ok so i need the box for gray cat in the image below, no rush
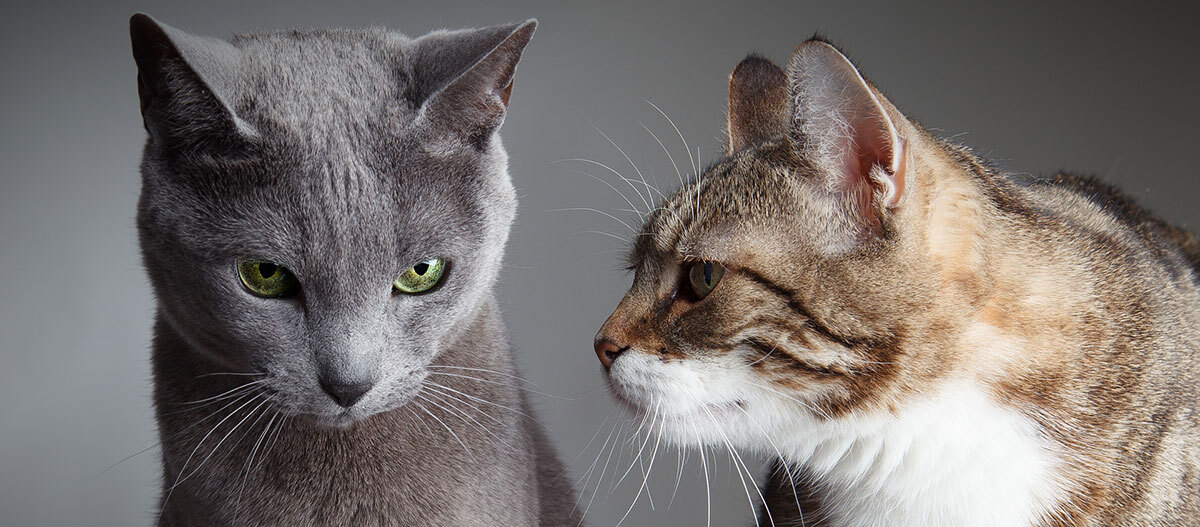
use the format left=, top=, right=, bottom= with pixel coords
left=130, top=13, right=580, bottom=526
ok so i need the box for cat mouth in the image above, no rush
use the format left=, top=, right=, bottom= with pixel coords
left=604, top=371, right=747, bottom=419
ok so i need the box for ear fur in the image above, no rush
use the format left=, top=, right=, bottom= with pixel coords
left=787, top=39, right=908, bottom=228
left=416, top=20, right=536, bottom=148
left=129, top=13, right=256, bottom=154
left=726, top=55, right=789, bottom=153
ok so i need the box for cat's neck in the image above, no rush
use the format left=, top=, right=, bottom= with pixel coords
left=761, top=382, right=1064, bottom=527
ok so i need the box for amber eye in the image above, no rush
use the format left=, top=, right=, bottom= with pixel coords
left=686, top=261, right=725, bottom=299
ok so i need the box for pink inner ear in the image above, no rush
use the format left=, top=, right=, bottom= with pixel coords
left=837, top=113, right=898, bottom=218
left=500, top=79, right=514, bottom=106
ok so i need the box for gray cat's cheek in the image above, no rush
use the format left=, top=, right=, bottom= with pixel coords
left=156, top=259, right=308, bottom=375
left=149, top=261, right=251, bottom=365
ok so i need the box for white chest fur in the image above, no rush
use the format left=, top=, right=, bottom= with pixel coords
left=750, top=383, right=1065, bottom=527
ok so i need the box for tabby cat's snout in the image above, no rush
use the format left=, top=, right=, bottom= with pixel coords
left=593, top=337, right=627, bottom=368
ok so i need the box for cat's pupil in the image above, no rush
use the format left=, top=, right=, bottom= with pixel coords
left=414, top=262, right=430, bottom=276
left=703, top=262, right=713, bottom=285
left=259, top=262, right=277, bottom=278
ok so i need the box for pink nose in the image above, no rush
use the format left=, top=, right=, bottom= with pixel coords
left=594, top=338, right=628, bottom=368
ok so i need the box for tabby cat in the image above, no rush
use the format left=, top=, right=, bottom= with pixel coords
left=131, top=13, right=579, bottom=526
left=594, top=38, right=1200, bottom=526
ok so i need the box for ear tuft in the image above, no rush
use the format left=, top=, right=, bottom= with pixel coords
left=787, top=39, right=907, bottom=229
left=726, top=55, right=789, bottom=153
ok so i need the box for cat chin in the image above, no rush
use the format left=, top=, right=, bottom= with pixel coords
left=297, top=409, right=372, bottom=429
left=300, top=398, right=412, bottom=429
left=604, top=364, right=749, bottom=446
left=606, top=384, right=744, bottom=424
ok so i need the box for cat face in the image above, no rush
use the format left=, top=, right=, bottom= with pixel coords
left=133, top=16, right=535, bottom=427
left=596, top=43, right=946, bottom=450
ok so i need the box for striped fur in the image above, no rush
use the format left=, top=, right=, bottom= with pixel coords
left=595, top=38, right=1200, bottom=526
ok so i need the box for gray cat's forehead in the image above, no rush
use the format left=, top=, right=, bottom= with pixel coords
left=226, top=29, right=416, bottom=135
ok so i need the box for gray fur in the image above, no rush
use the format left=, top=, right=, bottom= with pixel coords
left=130, top=13, right=579, bottom=525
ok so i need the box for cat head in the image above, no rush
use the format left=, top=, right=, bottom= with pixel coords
left=595, top=39, right=972, bottom=449
left=132, top=14, right=535, bottom=427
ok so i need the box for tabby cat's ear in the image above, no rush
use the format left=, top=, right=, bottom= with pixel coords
left=129, top=13, right=256, bottom=154
left=414, top=20, right=537, bottom=148
left=726, top=55, right=789, bottom=153
left=787, top=39, right=907, bottom=222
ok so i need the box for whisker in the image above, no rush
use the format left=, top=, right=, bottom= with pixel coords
left=163, top=384, right=266, bottom=420
left=614, top=401, right=663, bottom=527
left=425, top=370, right=568, bottom=400
left=638, top=121, right=685, bottom=190
left=426, top=364, right=542, bottom=388
left=558, top=157, right=652, bottom=214
left=558, top=169, right=645, bottom=221
left=696, top=147, right=703, bottom=221
left=411, top=398, right=476, bottom=462
left=638, top=452, right=657, bottom=511
left=597, top=420, right=627, bottom=499
left=172, top=396, right=271, bottom=490
left=569, top=230, right=630, bottom=244
left=561, top=409, right=615, bottom=479
left=253, top=414, right=289, bottom=472
left=747, top=341, right=780, bottom=367
left=747, top=380, right=834, bottom=421
left=232, top=410, right=278, bottom=518
left=404, top=403, right=433, bottom=438
left=735, top=404, right=805, bottom=526
left=176, top=380, right=266, bottom=406
left=421, top=389, right=516, bottom=452
left=585, top=119, right=667, bottom=204
left=646, top=100, right=697, bottom=178
left=669, top=443, right=687, bottom=508
left=614, top=404, right=657, bottom=487
left=575, top=417, right=623, bottom=525
left=194, top=371, right=267, bottom=380
left=703, top=406, right=770, bottom=527
left=547, top=207, right=636, bottom=233
left=421, top=381, right=533, bottom=420
left=637, top=206, right=685, bottom=228
left=157, top=392, right=267, bottom=525
left=421, top=383, right=504, bottom=426
left=688, top=419, right=713, bottom=527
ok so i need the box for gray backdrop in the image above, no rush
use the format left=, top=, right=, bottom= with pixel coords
left=2, top=1, right=1198, bottom=525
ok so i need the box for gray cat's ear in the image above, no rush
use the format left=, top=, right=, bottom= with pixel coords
left=413, top=20, right=537, bottom=148
left=787, top=39, right=908, bottom=223
left=129, top=13, right=255, bottom=154
left=726, top=55, right=789, bottom=154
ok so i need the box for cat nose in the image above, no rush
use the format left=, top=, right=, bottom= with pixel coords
left=594, top=337, right=629, bottom=368
left=320, top=377, right=375, bottom=408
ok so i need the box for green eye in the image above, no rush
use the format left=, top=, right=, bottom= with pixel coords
left=687, top=260, right=725, bottom=299
left=393, top=257, right=446, bottom=294
left=237, top=259, right=299, bottom=298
